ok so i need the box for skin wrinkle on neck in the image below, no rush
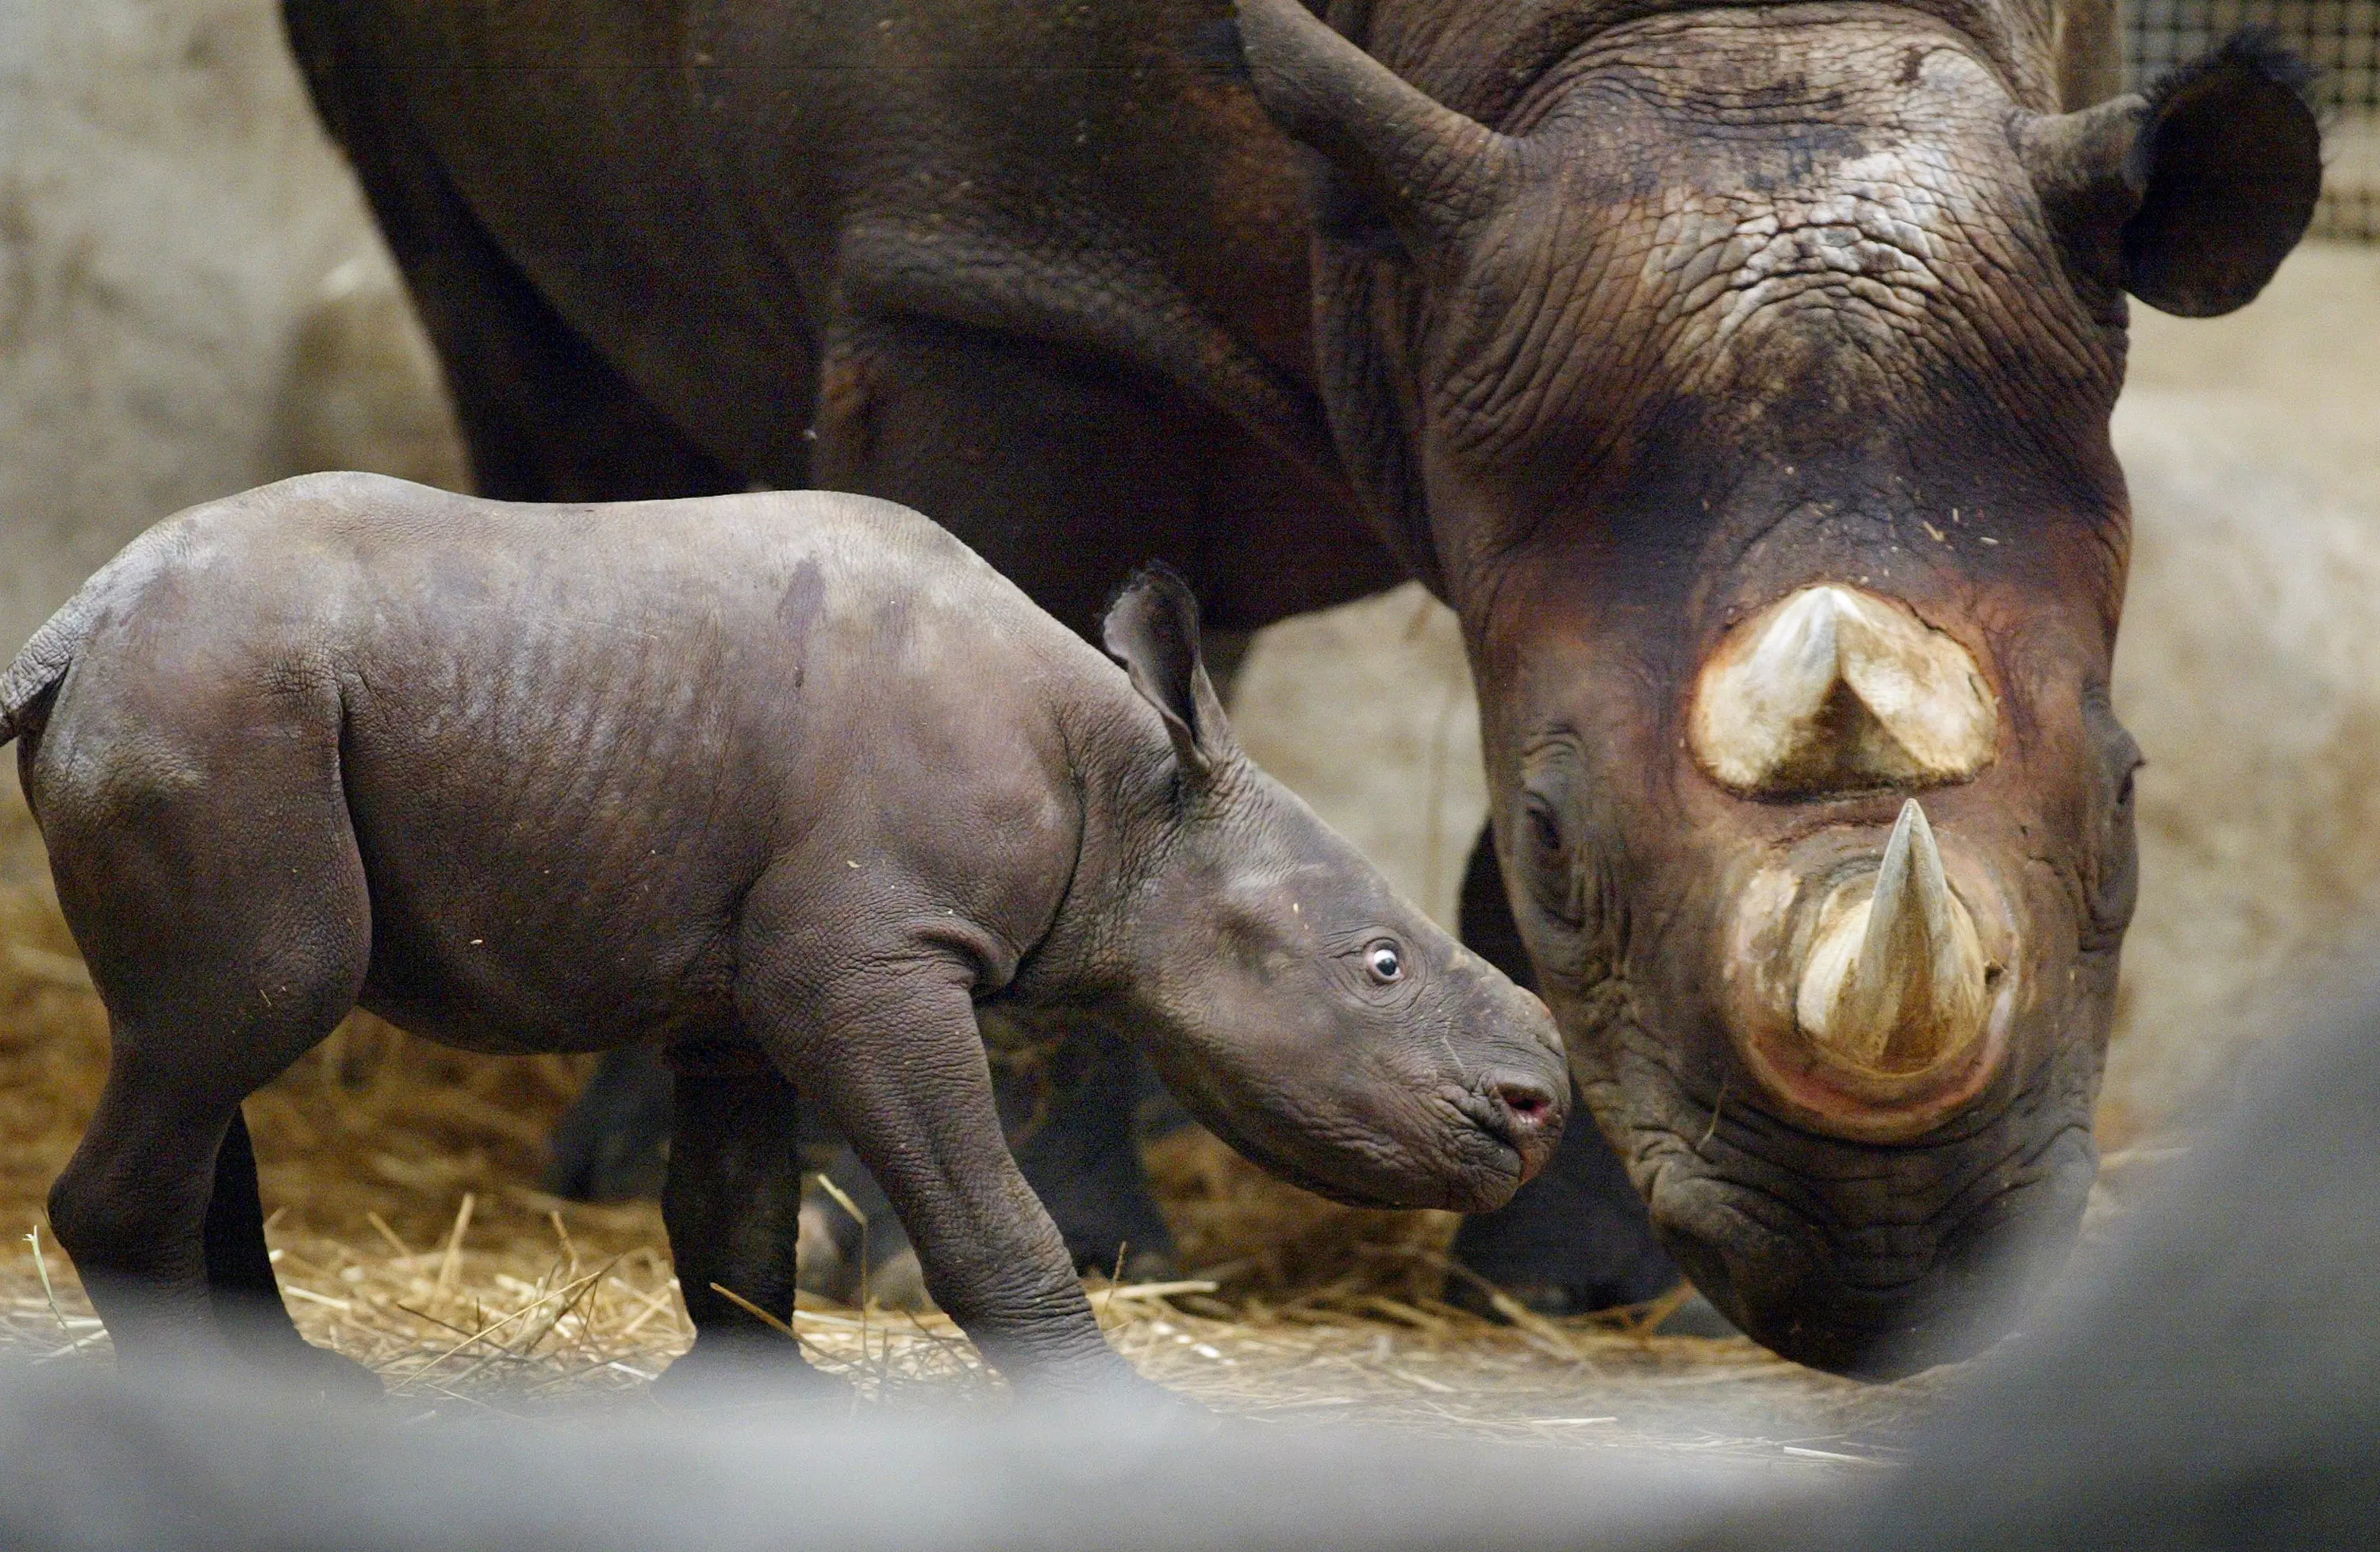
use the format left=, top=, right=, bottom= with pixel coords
left=1009, top=690, right=1173, bottom=1008
left=996, top=690, right=1104, bottom=1007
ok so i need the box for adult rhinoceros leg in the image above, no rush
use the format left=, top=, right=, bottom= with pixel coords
left=988, top=1015, right=1183, bottom=1284
left=285, top=0, right=749, bottom=508
left=543, top=1043, right=674, bottom=1204
left=1447, top=828, right=1684, bottom=1316
left=292, top=5, right=797, bottom=1212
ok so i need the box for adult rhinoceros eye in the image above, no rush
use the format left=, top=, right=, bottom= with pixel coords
left=1364, top=942, right=1404, bottom=984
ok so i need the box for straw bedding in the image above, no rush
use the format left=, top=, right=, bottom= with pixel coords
left=0, top=774, right=1948, bottom=1466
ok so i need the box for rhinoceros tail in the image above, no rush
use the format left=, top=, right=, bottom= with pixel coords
left=0, top=518, right=191, bottom=744
left=0, top=613, right=84, bottom=744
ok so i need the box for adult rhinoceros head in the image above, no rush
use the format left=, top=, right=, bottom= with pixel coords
left=1235, top=0, right=2320, bottom=1374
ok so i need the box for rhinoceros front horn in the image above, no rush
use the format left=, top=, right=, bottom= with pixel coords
left=1232, top=0, right=1519, bottom=249
left=1689, top=585, right=1996, bottom=796
left=1795, top=800, right=1990, bottom=1078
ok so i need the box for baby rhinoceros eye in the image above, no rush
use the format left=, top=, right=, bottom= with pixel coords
left=1364, top=941, right=1404, bottom=985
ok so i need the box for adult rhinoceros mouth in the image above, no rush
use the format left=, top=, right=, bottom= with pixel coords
left=1632, top=1080, right=2098, bottom=1376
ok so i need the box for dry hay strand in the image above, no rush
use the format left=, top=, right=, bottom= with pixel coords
left=0, top=1214, right=1936, bottom=1465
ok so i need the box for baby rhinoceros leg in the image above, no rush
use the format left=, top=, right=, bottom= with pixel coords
left=649, top=1040, right=827, bottom=1401
left=33, top=659, right=378, bottom=1396
left=732, top=878, right=1138, bottom=1396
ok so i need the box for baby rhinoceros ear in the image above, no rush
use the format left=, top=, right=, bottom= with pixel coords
left=1101, top=566, right=1238, bottom=780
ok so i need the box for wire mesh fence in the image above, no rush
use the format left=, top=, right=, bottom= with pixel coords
left=2124, top=0, right=2380, bottom=240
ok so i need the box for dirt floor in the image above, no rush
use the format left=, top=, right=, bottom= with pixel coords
left=0, top=765, right=1952, bottom=1470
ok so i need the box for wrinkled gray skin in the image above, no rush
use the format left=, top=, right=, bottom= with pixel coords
left=282, top=0, right=2321, bottom=1373
left=6, top=475, right=1564, bottom=1395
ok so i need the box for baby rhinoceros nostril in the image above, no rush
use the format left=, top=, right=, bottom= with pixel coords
left=1494, top=1081, right=1557, bottom=1126
left=1476, top=1074, right=1565, bottom=1179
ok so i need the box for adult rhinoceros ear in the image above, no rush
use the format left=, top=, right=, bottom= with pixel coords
left=1230, top=0, right=1519, bottom=255
left=2019, top=32, right=2321, bottom=317
left=1103, top=566, right=1237, bottom=781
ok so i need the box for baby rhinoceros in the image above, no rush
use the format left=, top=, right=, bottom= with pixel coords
left=6, top=474, right=1565, bottom=1397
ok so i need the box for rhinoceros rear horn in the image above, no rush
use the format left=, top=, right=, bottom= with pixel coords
left=1103, top=565, right=1236, bottom=781
left=2017, top=31, right=2320, bottom=318
left=1231, top=0, right=1518, bottom=252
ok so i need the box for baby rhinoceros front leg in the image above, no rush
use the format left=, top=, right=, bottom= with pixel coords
left=734, top=885, right=1136, bottom=1396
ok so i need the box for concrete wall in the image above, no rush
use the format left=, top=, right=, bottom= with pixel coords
left=3, top=0, right=2375, bottom=1138
left=2103, top=248, right=2380, bottom=1133
left=0, top=0, right=458, bottom=655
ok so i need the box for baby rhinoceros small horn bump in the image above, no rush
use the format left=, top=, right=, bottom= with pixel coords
left=1795, top=800, right=1990, bottom=1077
left=1689, top=584, right=1997, bottom=796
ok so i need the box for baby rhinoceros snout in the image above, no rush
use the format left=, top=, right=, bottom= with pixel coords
left=1439, top=977, right=1570, bottom=1204
left=1470, top=1071, right=1566, bottom=1182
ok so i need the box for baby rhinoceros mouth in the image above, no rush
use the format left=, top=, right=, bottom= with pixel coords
left=1441, top=1073, right=1567, bottom=1204
left=1234, top=1035, right=1567, bottom=1216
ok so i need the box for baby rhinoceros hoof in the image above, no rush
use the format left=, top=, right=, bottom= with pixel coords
left=259, top=1343, right=386, bottom=1406
left=651, top=1338, right=850, bottom=1412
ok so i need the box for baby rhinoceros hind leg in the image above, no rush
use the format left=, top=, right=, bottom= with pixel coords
left=32, top=651, right=377, bottom=1396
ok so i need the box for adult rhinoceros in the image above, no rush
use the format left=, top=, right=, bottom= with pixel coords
left=283, top=0, right=2319, bottom=1373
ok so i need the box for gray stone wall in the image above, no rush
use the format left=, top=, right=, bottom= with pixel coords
left=0, top=0, right=458, bottom=655
left=2104, top=248, right=2380, bottom=1132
